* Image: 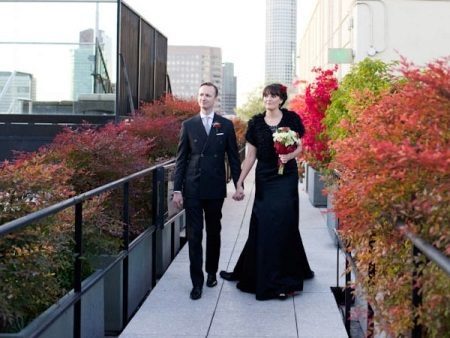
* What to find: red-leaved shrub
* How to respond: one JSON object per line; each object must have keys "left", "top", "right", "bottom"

{"left": 139, "top": 94, "right": 198, "bottom": 122}
{"left": 126, "top": 115, "right": 180, "bottom": 160}
{"left": 331, "top": 58, "right": 450, "bottom": 337}
{"left": 290, "top": 66, "right": 338, "bottom": 171}
{"left": 47, "top": 122, "right": 153, "bottom": 193}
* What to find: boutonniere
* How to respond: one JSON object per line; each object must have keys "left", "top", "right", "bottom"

{"left": 212, "top": 122, "right": 222, "bottom": 131}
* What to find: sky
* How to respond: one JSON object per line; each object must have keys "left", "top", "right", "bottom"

{"left": 126, "top": 0, "right": 316, "bottom": 106}
{"left": 0, "top": 0, "right": 315, "bottom": 106}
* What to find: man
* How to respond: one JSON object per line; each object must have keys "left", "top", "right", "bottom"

{"left": 173, "top": 82, "right": 241, "bottom": 300}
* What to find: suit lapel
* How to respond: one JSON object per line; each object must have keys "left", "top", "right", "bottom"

{"left": 200, "top": 114, "right": 222, "bottom": 154}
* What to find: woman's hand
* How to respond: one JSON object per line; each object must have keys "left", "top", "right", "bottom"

{"left": 279, "top": 153, "right": 294, "bottom": 164}
{"left": 233, "top": 184, "right": 245, "bottom": 201}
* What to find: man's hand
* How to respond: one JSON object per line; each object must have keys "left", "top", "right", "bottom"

{"left": 232, "top": 185, "right": 245, "bottom": 201}
{"left": 173, "top": 191, "right": 184, "bottom": 209}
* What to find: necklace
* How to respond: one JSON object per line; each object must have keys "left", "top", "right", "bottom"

{"left": 264, "top": 111, "right": 282, "bottom": 128}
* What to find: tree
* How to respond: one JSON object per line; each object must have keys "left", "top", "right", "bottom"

{"left": 235, "top": 86, "right": 265, "bottom": 121}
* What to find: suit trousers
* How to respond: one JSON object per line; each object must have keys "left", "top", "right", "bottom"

{"left": 185, "top": 198, "right": 224, "bottom": 287}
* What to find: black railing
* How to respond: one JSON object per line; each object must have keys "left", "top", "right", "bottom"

{"left": 0, "top": 159, "right": 185, "bottom": 338}
{"left": 334, "top": 210, "right": 450, "bottom": 337}
{"left": 396, "top": 222, "right": 450, "bottom": 338}
{"left": 335, "top": 229, "right": 374, "bottom": 337}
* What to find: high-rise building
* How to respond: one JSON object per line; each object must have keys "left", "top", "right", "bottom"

{"left": 168, "top": 45, "right": 222, "bottom": 111}
{"left": 0, "top": 71, "right": 35, "bottom": 113}
{"left": 72, "top": 28, "right": 112, "bottom": 100}
{"left": 221, "top": 63, "right": 237, "bottom": 115}
{"left": 265, "top": 0, "right": 297, "bottom": 86}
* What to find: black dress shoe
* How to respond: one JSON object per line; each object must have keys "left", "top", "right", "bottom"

{"left": 190, "top": 286, "right": 202, "bottom": 300}
{"left": 219, "top": 270, "right": 238, "bottom": 281}
{"left": 277, "top": 293, "right": 288, "bottom": 300}
{"left": 305, "top": 270, "right": 315, "bottom": 279}
{"left": 206, "top": 274, "right": 217, "bottom": 287}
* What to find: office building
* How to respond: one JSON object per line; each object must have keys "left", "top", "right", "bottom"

{"left": 265, "top": 0, "right": 297, "bottom": 86}
{"left": 0, "top": 71, "right": 35, "bottom": 113}
{"left": 221, "top": 62, "right": 237, "bottom": 115}
{"left": 72, "top": 28, "right": 112, "bottom": 100}
{"left": 168, "top": 45, "right": 222, "bottom": 111}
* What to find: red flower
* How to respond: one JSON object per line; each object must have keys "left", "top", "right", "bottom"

{"left": 289, "top": 66, "right": 338, "bottom": 170}
{"left": 212, "top": 122, "right": 222, "bottom": 129}
{"left": 272, "top": 127, "right": 299, "bottom": 174}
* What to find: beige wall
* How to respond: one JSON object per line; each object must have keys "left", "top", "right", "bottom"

{"left": 298, "top": 0, "right": 450, "bottom": 82}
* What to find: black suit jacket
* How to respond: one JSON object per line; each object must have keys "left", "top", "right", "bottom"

{"left": 174, "top": 114, "right": 241, "bottom": 199}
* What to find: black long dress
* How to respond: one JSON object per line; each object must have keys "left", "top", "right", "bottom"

{"left": 231, "top": 109, "right": 313, "bottom": 300}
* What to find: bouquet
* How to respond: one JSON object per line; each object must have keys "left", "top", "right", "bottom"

{"left": 273, "top": 127, "right": 300, "bottom": 175}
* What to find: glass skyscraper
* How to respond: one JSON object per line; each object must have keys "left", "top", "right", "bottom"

{"left": 265, "top": 0, "right": 297, "bottom": 86}
{"left": 221, "top": 63, "right": 237, "bottom": 115}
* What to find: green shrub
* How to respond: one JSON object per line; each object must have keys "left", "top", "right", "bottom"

{"left": 325, "top": 58, "right": 392, "bottom": 142}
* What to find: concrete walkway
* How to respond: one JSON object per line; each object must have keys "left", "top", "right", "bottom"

{"left": 120, "top": 169, "right": 348, "bottom": 338}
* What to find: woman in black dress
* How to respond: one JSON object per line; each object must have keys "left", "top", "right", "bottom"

{"left": 220, "top": 83, "right": 314, "bottom": 300}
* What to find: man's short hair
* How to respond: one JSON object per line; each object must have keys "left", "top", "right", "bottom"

{"left": 199, "top": 82, "right": 219, "bottom": 97}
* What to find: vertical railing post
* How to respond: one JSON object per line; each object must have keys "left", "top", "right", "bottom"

{"left": 367, "top": 304, "right": 374, "bottom": 338}
{"left": 367, "top": 238, "right": 375, "bottom": 338}
{"left": 344, "top": 254, "right": 352, "bottom": 334}
{"left": 171, "top": 221, "right": 175, "bottom": 260}
{"left": 152, "top": 166, "right": 165, "bottom": 283}
{"left": 122, "top": 182, "right": 130, "bottom": 326}
{"left": 335, "top": 220, "right": 340, "bottom": 287}
{"left": 412, "top": 245, "right": 423, "bottom": 338}
{"left": 152, "top": 166, "right": 165, "bottom": 230}
{"left": 151, "top": 232, "right": 157, "bottom": 287}
{"left": 336, "top": 238, "right": 340, "bottom": 287}
{"left": 74, "top": 202, "right": 83, "bottom": 338}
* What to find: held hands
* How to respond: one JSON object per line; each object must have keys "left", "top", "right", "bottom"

{"left": 233, "top": 184, "right": 245, "bottom": 201}
{"left": 172, "top": 191, "right": 184, "bottom": 209}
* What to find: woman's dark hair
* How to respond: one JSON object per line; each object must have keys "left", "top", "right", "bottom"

{"left": 262, "top": 83, "right": 288, "bottom": 107}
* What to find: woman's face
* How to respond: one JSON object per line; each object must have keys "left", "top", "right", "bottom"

{"left": 263, "top": 93, "right": 282, "bottom": 110}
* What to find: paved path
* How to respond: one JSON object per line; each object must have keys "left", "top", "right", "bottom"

{"left": 120, "top": 169, "right": 348, "bottom": 338}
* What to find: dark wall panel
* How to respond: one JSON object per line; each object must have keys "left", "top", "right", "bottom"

{"left": 120, "top": 5, "right": 140, "bottom": 115}
{"left": 119, "top": 3, "right": 167, "bottom": 115}
{"left": 154, "top": 32, "right": 167, "bottom": 99}
{"left": 139, "top": 23, "right": 156, "bottom": 102}
{"left": 0, "top": 115, "right": 113, "bottom": 161}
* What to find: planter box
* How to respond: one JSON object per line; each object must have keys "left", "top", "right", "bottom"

{"left": 90, "top": 255, "right": 123, "bottom": 334}
{"left": 155, "top": 219, "right": 183, "bottom": 278}
{"left": 326, "top": 192, "right": 339, "bottom": 246}
{"left": 0, "top": 271, "right": 104, "bottom": 338}
{"left": 307, "top": 166, "right": 327, "bottom": 207}
{"left": 90, "top": 228, "right": 155, "bottom": 334}
{"left": 128, "top": 231, "right": 154, "bottom": 318}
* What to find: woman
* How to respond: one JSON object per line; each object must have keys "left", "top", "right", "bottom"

{"left": 220, "top": 83, "right": 314, "bottom": 300}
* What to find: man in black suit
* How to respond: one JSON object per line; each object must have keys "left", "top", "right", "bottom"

{"left": 173, "top": 82, "right": 241, "bottom": 300}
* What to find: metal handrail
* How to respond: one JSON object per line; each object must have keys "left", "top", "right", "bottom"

{"left": 397, "top": 222, "right": 450, "bottom": 276}
{"left": 334, "top": 213, "right": 449, "bottom": 338}
{"left": 0, "top": 158, "right": 174, "bottom": 236}
{"left": 0, "top": 158, "right": 181, "bottom": 338}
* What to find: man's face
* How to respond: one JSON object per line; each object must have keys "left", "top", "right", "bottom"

{"left": 197, "top": 85, "right": 216, "bottom": 112}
